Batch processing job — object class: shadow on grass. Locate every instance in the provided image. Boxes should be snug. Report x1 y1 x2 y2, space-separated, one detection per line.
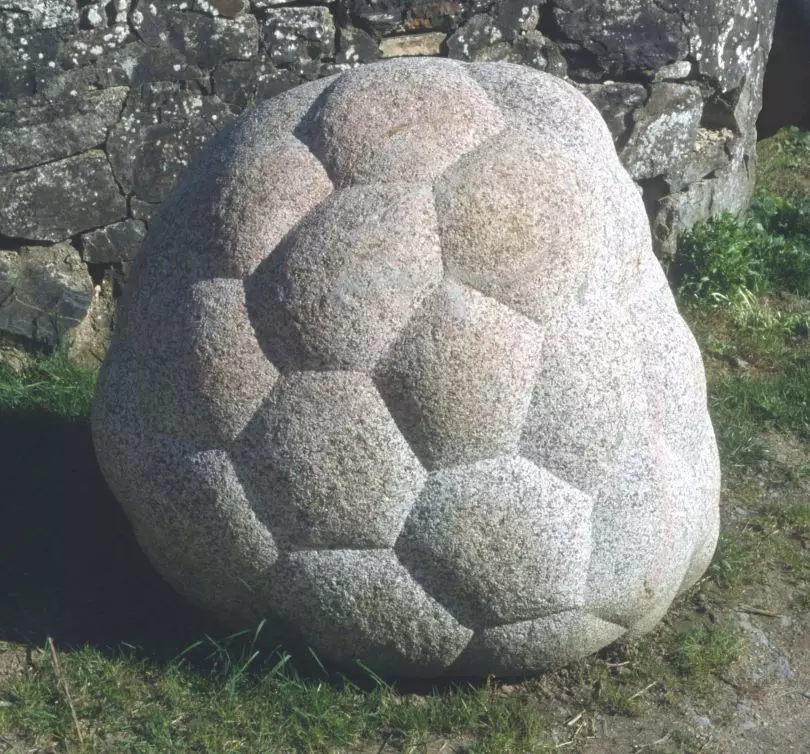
0 409 220 660
0 408 491 693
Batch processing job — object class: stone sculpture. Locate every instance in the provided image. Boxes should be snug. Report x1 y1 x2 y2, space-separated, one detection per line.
92 58 721 678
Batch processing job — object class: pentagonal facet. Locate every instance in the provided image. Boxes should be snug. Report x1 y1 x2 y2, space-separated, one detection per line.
269 549 473 676
233 371 426 550
245 183 444 372
396 457 593 629
375 280 544 470
307 57 505 186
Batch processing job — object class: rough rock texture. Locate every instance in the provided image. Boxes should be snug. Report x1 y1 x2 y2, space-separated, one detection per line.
0 0 777 361
92 59 721 678
0 243 93 347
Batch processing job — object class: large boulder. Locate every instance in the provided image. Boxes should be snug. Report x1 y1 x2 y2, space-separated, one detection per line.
92 58 720 679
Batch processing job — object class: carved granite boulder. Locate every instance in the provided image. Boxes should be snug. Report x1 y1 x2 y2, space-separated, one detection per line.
92 58 720 678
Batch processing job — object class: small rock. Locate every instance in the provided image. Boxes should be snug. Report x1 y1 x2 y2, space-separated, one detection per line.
0 244 93 348
653 60 693 81
379 32 446 57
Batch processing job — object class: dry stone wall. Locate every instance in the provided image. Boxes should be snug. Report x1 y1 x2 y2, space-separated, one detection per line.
0 0 777 364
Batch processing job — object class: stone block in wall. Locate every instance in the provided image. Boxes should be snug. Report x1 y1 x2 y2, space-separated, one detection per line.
0 23 74 97
107 87 233 203
652 135 755 259
129 197 160 225
620 83 703 181
577 83 648 144
0 87 127 174
213 59 303 111
685 0 769 93
550 1 688 80
343 0 410 36
263 7 336 77
446 15 505 60
0 0 78 36
0 244 93 347
81 219 148 265
0 151 127 242
337 26 381 66
194 0 250 18
379 32 445 57
134 8 260 68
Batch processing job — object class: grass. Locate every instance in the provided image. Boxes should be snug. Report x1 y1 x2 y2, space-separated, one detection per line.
755 126 810 201
0 341 97 419
1 128 809 752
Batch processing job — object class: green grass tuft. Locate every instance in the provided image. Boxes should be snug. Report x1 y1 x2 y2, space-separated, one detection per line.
0 342 97 420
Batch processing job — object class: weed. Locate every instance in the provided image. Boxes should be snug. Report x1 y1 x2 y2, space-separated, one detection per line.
0 341 97 419
755 126 810 201
671 189 810 302
669 623 744 680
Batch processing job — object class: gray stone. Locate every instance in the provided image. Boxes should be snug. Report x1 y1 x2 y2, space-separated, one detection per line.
685 0 776 92
66 266 116 367
653 60 693 81
344 0 405 36
94 59 720 677
168 10 259 68
262 7 335 76
653 134 754 258
0 0 78 34
0 87 127 173
551 0 688 80
379 31 446 57
0 151 127 242
128 196 159 224
81 219 147 264
336 25 380 66
621 83 703 181
213 59 303 110
107 86 234 202
577 82 648 144
194 0 249 17
0 244 93 347
446 15 505 61
396 457 593 628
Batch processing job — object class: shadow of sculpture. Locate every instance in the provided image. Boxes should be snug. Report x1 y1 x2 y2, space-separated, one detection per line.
0 409 219 660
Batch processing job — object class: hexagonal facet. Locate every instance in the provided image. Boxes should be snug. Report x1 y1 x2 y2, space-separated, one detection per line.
245 183 444 372
520 303 650 494
585 441 699 629
270 549 473 676
140 278 279 446
116 440 278 626
396 457 594 629
307 57 506 186
233 371 426 550
451 611 625 677
435 129 614 324
375 280 544 470
466 62 616 160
